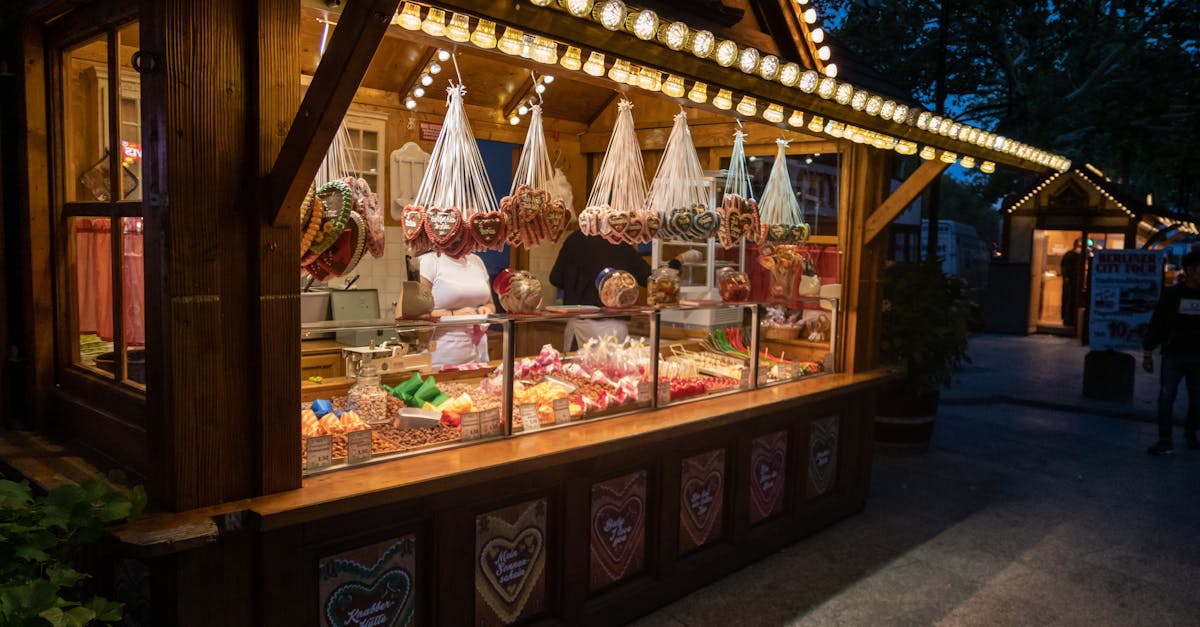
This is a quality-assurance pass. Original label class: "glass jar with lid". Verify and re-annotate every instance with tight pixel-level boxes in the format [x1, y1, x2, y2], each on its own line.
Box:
[347, 360, 390, 425]
[647, 265, 681, 306]
[717, 267, 751, 302]
[493, 268, 543, 314]
[595, 267, 639, 308]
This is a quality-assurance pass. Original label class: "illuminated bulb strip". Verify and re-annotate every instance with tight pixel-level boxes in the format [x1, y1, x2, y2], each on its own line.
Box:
[763, 103, 784, 123]
[560, 46, 582, 70]
[688, 82, 707, 103]
[583, 51, 605, 76]
[713, 89, 733, 110]
[787, 110, 804, 127]
[446, 13, 471, 42]
[471, 19, 497, 48]
[736, 95, 757, 117]
[397, 2, 421, 30]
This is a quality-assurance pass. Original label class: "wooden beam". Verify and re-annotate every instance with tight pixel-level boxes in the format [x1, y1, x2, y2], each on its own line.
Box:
[264, 0, 400, 226]
[862, 158, 950, 244]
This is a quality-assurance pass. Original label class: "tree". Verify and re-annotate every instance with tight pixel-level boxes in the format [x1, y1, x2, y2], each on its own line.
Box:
[825, 0, 1200, 216]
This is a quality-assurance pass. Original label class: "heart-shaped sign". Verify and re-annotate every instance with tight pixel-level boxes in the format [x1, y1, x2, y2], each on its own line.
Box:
[606, 210, 629, 235]
[791, 224, 811, 244]
[749, 431, 787, 523]
[543, 201, 570, 243]
[400, 205, 426, 242]
[766, 224, 790, 243]
[324, 570, 412, 627]
[424, 206, 462, 246]
[693, 210, 719, 237]
[590, 471, 647, 589]
[679, 449, 725, 552]
[475, 499, 547, 625]
[470, 212, 507, 249]
[669, 207, 693, 235]
[809, 417, 839, 497]
[625, 212, 645, 244]
[644, 213, 661, 239]
[480, 529, 544, 606]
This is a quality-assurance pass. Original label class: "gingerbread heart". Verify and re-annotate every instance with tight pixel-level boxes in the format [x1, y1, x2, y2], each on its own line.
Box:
[606, 210, 629, 236]
[669, 207, 693, 236]
[644, 213, 661, 240]
[790, 224, 810, 244]
[425, 206, 462, 246]
[625, 212, 645, 244]
[471, 212, 507, 250]
[543, 201, 570, 243]
[767, 224, 790, 243]
[694, 210, 719, 238]
[401, 205, 427, 242]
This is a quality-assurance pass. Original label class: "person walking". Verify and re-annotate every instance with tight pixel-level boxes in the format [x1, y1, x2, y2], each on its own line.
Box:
[1144, 251, 1200, 455]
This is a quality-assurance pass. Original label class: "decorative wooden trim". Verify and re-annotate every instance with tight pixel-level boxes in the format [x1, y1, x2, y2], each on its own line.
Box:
[263, 0, 401, 226]
[862, 158, 949, 245]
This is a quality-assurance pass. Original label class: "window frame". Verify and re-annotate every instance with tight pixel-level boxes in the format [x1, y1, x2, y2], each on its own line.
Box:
[341, 109, 389, 203]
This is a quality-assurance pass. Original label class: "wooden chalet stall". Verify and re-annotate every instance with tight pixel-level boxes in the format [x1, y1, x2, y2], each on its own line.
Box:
[1, 0, 1067, 624]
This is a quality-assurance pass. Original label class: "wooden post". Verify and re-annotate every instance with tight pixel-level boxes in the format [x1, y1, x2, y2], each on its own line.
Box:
[838, 144, 892, 374]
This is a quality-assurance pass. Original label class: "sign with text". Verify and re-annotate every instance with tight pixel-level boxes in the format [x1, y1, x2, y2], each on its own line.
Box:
[1088, 249, 1163, 351]
[679, 449, 725, 554]
[305, 435, 333, 471]
[589, 471, 647, 591]
[519, 403, 541, 432]
[480, 408, 503, 437]
[460, 412, 482, 441]
[475, 499, 547, 626]
[346, 430, 373, 465]
[807, 416, 840, 499]
[749, 431, 787, 524]
[418, 121, 442, 142]
[319, 535, 417, 627]
[552, 397, 571, 423]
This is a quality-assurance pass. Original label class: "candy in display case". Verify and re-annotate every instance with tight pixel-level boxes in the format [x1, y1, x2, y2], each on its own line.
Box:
[755, 297, 838, 386]
[655, 303, 757, 405]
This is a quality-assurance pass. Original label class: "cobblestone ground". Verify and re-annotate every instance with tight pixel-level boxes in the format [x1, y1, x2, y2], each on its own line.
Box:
[632, 335, 1200, 626]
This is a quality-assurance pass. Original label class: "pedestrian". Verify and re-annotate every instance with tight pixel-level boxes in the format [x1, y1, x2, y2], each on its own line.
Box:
[1143, 251, 1200, 455]
[1060, 239, 1082, 327]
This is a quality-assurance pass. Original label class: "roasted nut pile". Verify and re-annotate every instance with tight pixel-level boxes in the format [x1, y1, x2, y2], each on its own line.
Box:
[375, 424, 461, 450]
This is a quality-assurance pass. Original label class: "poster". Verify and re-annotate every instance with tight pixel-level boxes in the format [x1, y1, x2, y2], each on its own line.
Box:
[749, 431, 787, 524]
[807, 416, 840, 499]
[679, 449, 725, 554]
[475, 498, 547, 626]
[319, 535, 417, 627]
[590, 471, 648, 591]
[1088, 249, 1163, 351]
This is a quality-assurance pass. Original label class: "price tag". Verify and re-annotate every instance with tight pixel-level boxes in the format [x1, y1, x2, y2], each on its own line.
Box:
[519, 403, 541, 432]
[460, 411, 482, 441]
[758, 365, 770, 383]
[637, 381, 652, 403]
[346, 429, 373, 464]
[305, 435, 333, 471]
[740, 367, 751, 388]
[552, 397, 571, 423]
[480, 407, 502, 436]
[657, 381, 672, 406]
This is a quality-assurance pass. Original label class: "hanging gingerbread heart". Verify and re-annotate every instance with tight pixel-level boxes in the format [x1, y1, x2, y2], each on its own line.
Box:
[471, 211, 507, 250]
[644, 212, 661, 241]
[401, 205, 427, 242]
[625, 212, 645, 245]
[425, 206, 463, 247]
[543, 200, 570, 243]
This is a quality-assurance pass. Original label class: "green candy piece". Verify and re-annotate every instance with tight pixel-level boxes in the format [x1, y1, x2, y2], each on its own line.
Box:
[430, 392, 450, 407]
[414, 376, 441, 404]
[397, 372, 423, 396]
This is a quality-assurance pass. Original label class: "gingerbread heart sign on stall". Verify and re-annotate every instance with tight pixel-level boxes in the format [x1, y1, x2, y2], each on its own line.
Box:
[475, 498, 547, 626]
[679, 449, 726, 554]
[318, 536, 417, 627]
[807, 416, 840, 499]
[749, 431, 788, 524]
[589, 471, 647, 591]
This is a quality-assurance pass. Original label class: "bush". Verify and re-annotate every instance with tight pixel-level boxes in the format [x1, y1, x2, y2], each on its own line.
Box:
[881, 260, 973, 395]
[0, 472, 145, 626]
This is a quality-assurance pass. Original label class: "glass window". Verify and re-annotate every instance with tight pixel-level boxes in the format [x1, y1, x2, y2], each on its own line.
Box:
[722, 151, 841, 238]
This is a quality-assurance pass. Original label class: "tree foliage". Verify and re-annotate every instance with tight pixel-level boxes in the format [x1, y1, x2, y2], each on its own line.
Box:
[825, 0, 1200, 215]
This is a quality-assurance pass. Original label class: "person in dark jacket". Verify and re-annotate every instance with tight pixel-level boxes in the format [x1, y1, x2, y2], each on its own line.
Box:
[1143, 251, 1200, 455]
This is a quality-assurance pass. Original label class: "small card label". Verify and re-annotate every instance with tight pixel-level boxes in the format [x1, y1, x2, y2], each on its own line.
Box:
[758, 365, 770, 383]
[305, 435, 333, 470]
[740, 367, 751, 387]
[519, 403, 541, 431]
[552, 397, 571, 423]
[346, 429, 373, 464]
[657, 381, 672, 406]
[637, 381, 652, 403]
[460, 411, 482, 441]
[480, 407, 502, 436]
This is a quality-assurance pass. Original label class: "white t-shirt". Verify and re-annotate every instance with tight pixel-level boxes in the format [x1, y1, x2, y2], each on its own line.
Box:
[419, 253, 492, 366]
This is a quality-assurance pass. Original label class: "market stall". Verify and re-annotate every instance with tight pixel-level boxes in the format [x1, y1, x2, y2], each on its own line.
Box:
[4, 0, 1070, 624]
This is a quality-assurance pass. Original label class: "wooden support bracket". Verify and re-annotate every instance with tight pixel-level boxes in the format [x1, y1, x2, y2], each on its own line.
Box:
[264, 0, 401, 226]
[862, 158, 949, 244]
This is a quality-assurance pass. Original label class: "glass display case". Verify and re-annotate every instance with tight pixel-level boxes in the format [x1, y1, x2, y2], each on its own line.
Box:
[298, 303, 838, 476]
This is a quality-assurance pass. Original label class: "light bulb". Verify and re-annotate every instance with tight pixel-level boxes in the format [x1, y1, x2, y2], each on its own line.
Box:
[738, 47, 759, 74]
[543, 75, 554, 83]
[799, 70, 818, 93]
[661, 21, 688, 50]
[531, 0, 553, 5]
[817, 46, 830, 61]
[892, 104, 909, 124]
[510, 115, 521, 125]
[810, 28, 825, 43]
[594, 0, 626, 31]
[917, 111, 931, 129]
[736, 95, 757, 116]
[714, 40, 738, 66]
[420, 73, 432, 86]
[713, 89, 733, 110]
[758, 55, 779, 80]
[807, 115, 824, 133]
[763, 103, 784, 123]
[824, 63, 837, 78]
[637, 68, 657, 90]
[397, 3, 421, 30]
[583, 51, 605, 76]
[959, 156, 976, 169]
[835, 83, 853, 104]
[944, 121, 959, 137]
[688, 82, 707, 103]
[413, 86, 425, 98]
[896, 140, 917, 155]
[824, 120, 843, 138]
[560, 47, 582, 70]
[662, 75, 685, 98]
[446, 15, 470, 42]
[608, 58, 630, 82]
[421, 8, 446, 37]
[531, 37, 557, 64]
[535, 83, 546, 94]
[471, 20, 497, 49]
[518, 104, 529, 115]
[428, 61, 441, 75]
[405, 98, 417, 110]
[780, 63, 800, 86]
[865, 96, 883, 116]
[980, 161, 995, 174]
[691, 30, 715, 58]
[817, 77, 836, 99]
[629, 9, 658, 40]
[880, 100, 896, 119]
[940, 151, 958, 164]
[498, 27, 523, 55]
[919, 146, 935, 160]
[788, 110, 804, 127]
[804, 8, 817, 23]
[564, 0, 593, 18]
[851, 90, 868, 111]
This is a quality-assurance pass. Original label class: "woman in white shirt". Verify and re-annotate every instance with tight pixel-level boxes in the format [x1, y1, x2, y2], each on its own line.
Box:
[419, 252, 495, 367]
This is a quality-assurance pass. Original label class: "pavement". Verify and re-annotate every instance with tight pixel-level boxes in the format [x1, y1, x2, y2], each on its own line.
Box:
[631, 334, 1200, 626]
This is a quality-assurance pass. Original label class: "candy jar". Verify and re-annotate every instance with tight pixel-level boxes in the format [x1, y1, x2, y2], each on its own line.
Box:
[596, 267, 639, 308]
[347, 360, 390, 425]
[494, 268, 543, 314]
[647, 265, 680, 307]
[717, 267, 751, 302]
[758, 244, 801, 300]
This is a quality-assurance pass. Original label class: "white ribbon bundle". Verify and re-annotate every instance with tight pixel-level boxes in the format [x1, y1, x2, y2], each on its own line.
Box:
[646, 109, 716, 241]
[758, 139, 811, 245]
[502, 103, 572, 247]
[404, 83, 506, 257]
[580, 99, 658, 244]
[718, 129, 760, 249]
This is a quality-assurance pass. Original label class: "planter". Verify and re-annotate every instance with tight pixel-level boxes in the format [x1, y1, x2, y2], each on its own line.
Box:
[874, 385, 939, 450]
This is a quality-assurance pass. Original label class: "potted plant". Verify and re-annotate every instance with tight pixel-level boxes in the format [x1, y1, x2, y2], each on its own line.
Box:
[875, 260, 973, 447]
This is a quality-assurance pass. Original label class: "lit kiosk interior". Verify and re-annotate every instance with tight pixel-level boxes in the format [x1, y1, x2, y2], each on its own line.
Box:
[5, 0, 1071, 625]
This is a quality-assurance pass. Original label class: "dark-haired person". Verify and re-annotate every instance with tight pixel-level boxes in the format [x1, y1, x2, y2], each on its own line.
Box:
[1144, 251, 1200, 455]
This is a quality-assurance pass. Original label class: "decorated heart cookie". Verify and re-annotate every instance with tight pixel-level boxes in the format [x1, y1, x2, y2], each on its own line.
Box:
[543, 201, 570, 243]
[470, 212, 507, 250]
[425, 206, 463, 247]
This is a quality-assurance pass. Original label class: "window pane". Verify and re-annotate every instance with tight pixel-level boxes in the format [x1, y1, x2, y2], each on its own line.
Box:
[117, 22, 142, 201]
[73, 217, 116, 378]
[63, 34, 111, 202]
[122, 217, 146, 386]
[361, 129, 378, 151]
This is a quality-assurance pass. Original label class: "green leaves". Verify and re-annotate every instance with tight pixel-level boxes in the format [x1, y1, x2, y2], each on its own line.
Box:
[881, 260, 974, 394]
[0, 472, 141, 626]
